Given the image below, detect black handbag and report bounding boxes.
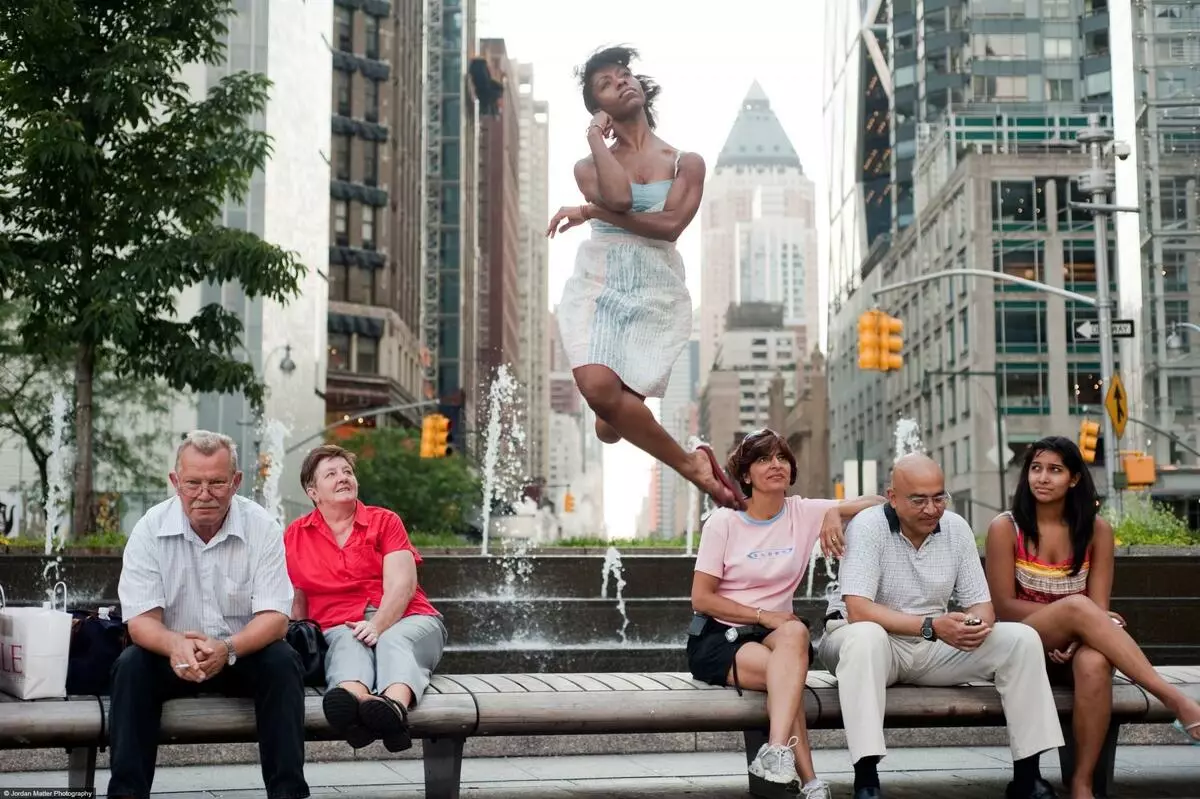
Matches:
[286,619,328,687]
[66,608,129,695]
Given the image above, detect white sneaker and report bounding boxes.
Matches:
[748,737,799,784]
[800,778,832,799]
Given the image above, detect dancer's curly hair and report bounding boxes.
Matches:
[576,45,661,129]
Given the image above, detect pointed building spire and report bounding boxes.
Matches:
[716,82,802,171]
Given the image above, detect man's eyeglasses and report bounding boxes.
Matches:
[903,492,951,510]
[178,479,232,497]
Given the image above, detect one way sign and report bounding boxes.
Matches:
[1073,318,1136,341]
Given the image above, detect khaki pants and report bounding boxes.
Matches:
[818,620,1064,764]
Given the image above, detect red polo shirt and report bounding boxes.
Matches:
[284,502,438,631]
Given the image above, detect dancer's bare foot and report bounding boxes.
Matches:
[681,449,743,510]
[595,418,622,444]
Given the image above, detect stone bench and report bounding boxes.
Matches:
[2,667,1198,799]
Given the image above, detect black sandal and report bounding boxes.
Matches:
[358,693,412,753]
[321,686,375,749]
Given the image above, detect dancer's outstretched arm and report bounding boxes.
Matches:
[583,153,706,242]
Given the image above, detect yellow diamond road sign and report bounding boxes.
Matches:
[1105,373,1128,440]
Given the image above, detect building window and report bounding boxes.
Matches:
[356,335,379,373]
[1052,178,1092,230]
[335,70,351,116]
[960,308,970,354]
[333,200,349,245]
[992,180,1038,229]
[364,78,379,122]
[362,204,376,250]
[995,302,1048,353]
[1046,78,1074,101]
[335,7,353,52]
[364,14,380,59]
[1068,363,1104,412]
[348,265,376,305]
[1043,0,1071,17]
[1000,364,1050,414]
[1159,251,1189,292]
[328,332,351,371]
[333,134,351,181]
[1043,38,1073,59]
[363,140,378,186]
[973,75,1029,102]
[971,33,1027,60]
[994,240,1044,282]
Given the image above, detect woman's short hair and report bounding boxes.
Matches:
[299,444,357,491]
[576,45,661,129]
[725,429,797,497]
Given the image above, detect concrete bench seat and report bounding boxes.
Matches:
[3,667,1199,799]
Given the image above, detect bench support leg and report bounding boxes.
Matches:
[66,747,97,791]
[1058,721,1119,798]
[423,736,465,799]
[743,730,795,799]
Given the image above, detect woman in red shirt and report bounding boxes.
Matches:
[284,444,446,752]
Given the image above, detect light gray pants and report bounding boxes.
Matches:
[818,620,1064,764]
[324,612,448,707]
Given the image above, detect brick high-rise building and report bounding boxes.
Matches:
[324,0,426,432]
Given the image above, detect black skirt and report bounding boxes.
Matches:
[686,616,816,688]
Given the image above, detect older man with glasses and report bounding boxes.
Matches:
[817,454,1062,799]
[108,431,309,799]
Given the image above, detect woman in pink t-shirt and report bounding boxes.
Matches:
[688,429,884,797]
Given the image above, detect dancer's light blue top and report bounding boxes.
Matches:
[590,179,673,235]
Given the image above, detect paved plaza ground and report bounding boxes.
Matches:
[2,746,1198,798]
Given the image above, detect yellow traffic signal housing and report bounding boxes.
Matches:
[429,413,450,457]
[878,313,904,372]
[1123,452,1156,488]
[563,492,575,513]
[1078,419,1101,464]
[420,413,452,458]
[420,415,437,458]
[857,311,881,370]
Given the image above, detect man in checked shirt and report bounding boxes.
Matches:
[108,431,309,799]
[818,454,1062,799]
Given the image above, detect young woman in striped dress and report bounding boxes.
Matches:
[984,436,1200,799]
[547,45,745,511]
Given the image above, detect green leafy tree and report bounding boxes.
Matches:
[0,1,305,536]
[343,428,482,536]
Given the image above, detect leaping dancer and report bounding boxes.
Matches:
[547,45,746,511]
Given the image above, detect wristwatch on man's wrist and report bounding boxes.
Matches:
[921,617,937,642]
[222,637,237,666]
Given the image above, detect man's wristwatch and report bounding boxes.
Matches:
[222,637,237,666]
[921,617,937,642]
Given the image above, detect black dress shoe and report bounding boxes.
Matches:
[1005,777,1058,799]
[854,788,882,799]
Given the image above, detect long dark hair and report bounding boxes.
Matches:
[1011,435,1098,575]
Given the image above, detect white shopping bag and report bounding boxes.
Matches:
[0,582,72,699]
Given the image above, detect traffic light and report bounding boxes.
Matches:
[563,492,575,513]
[420,413,452,458]
[857,311,881,370]
[1078,418,1101,464]
[878,313,904,372]
[857,310,904,372]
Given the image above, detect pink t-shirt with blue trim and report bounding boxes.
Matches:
[694,495,838,625]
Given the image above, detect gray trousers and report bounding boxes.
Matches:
[324,612,448,707]
[818,620,1064,764]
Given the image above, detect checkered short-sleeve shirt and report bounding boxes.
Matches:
[826,504,991,619]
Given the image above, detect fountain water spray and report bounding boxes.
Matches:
[42,390,73,581]
[600,545,630,644]
[258,417,291,528]
[480,364,524,556]
[894,417,924,458]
